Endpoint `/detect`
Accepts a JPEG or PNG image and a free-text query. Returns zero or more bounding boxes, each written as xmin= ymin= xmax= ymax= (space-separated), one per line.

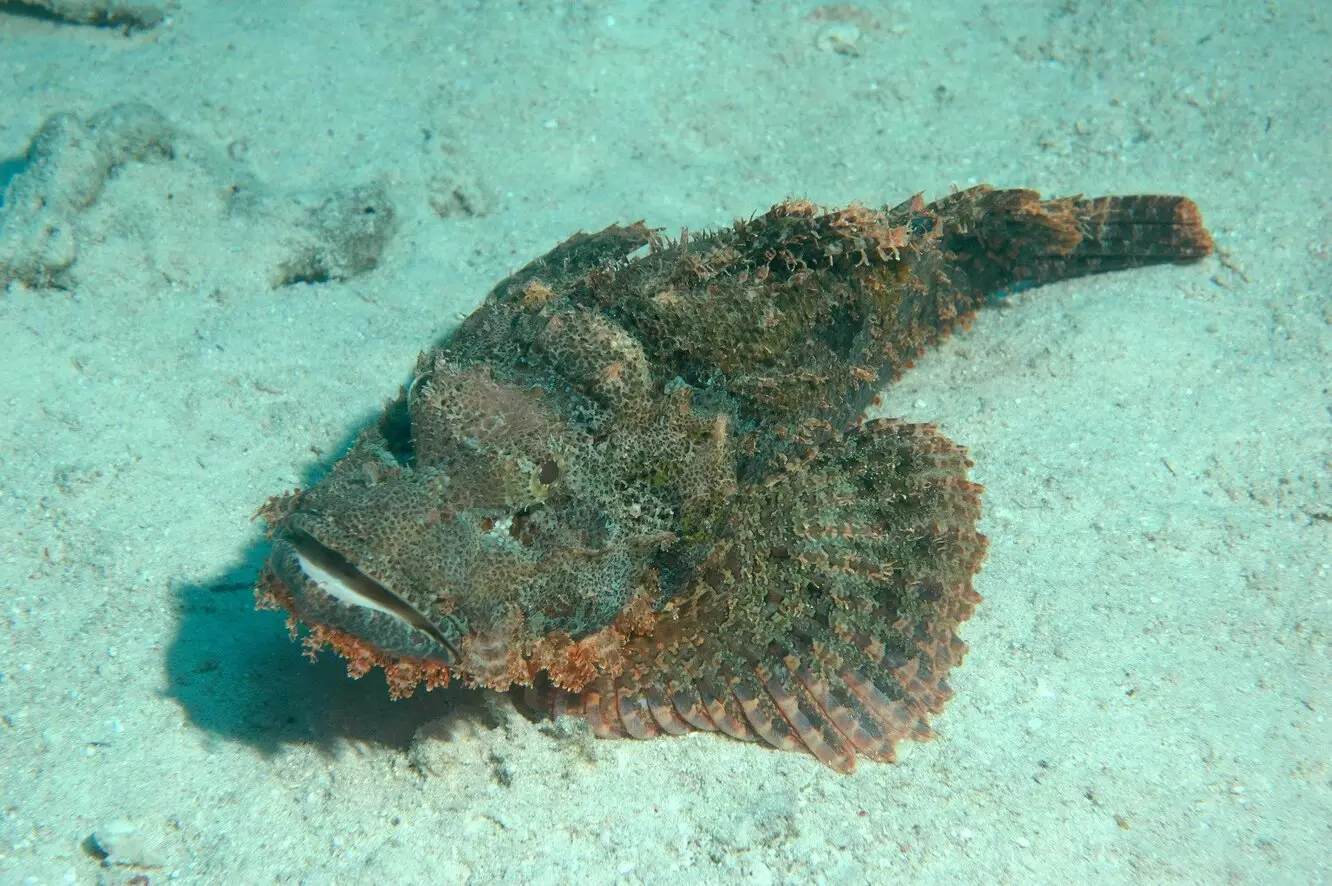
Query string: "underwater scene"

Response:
xmin=1 ymin=1 xmax=1328 ymax=883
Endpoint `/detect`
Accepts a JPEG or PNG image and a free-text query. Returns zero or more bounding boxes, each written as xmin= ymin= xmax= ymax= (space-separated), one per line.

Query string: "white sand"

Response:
xmin=1 ymin=1 xmax=1328 ymax=883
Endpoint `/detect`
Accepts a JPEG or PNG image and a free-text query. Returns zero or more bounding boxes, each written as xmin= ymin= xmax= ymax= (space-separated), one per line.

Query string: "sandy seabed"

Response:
xmin=1 ymin=1 xmax=1329 ymax=883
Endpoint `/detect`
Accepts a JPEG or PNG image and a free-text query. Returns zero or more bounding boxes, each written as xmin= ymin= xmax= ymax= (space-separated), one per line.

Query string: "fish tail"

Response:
xmin=936 ymin=187 xmax=1213 ymax=294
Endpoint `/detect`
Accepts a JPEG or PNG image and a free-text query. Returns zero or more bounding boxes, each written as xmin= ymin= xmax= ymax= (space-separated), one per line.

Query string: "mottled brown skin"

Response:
xmin=257 ymin=185 xmax=1213 ymax=771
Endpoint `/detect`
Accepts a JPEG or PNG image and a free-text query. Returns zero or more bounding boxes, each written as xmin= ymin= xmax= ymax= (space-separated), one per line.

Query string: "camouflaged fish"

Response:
xmin=256 ymin=185 xmax=1212 ymax=772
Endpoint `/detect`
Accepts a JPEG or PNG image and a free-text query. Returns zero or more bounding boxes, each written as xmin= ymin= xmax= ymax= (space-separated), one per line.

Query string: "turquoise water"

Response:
xmin=1 ymin=2 xmax=1328 ymax=883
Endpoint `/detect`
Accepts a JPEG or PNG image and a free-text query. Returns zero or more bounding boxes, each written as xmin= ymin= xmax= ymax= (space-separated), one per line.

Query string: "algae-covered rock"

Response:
xmin=0 ymin=102 xmax=397 ymax=292
xmin=0 ymin=103 xmax=175 ymax=288
xmin=8 ymin=0 xmax=168 ymax=30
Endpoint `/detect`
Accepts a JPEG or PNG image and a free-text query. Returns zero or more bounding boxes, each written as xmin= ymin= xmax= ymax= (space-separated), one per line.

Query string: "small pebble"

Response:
xmin=89 ymin=820 xmax=165 ymax=868
xmin=815 ymin=23 xmax=861 ymax=55
xmin=746 ymin=861 xmax=775 ymax=886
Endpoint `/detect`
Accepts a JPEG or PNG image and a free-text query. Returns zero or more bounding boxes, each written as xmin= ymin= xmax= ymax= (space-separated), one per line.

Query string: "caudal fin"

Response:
xmin=931 ymin=187 xmax=1213 ymax=295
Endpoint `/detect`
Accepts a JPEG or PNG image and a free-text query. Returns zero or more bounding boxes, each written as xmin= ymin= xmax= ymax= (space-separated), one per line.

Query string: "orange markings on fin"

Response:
xmin=615 ymin=685 xmax=659 ymax=739
xmin=671 ymin=686 xmax=719 ymax=732
xmin=839 ymin=666 xmax=924 ymax=742
xmin=702 ymin=684 xmax=759 ymax=742
xmin=646 ymin=686 xmax=694 ymax=736
xmin=730 ymin=675 xmax=805 ymax=754
xmin=790 ymin=658 xmax=896 ymax=762
xmin=580 ymin=681 xmax=615 ymax=738
xmin=759 ymin=665 xmax=856 ymax=773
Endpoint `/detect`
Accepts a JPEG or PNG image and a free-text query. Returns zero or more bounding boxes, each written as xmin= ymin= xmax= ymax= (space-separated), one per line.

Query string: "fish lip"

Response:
xmin=270 ymin=529 xmax=460 ymax=666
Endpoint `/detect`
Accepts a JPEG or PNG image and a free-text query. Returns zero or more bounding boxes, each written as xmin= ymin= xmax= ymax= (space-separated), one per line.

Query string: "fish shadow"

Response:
xmin=163 ymin=550 xmax=469 ymax=756
xmin=164 ymin=414 xmax=474 ymax=755
xmin=164 ymin=549 xmax=473 ymax=755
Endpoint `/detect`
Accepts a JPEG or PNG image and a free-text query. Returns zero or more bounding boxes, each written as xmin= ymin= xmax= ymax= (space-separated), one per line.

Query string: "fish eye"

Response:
xmin=537 ymin=458 xmax=560 ymax=485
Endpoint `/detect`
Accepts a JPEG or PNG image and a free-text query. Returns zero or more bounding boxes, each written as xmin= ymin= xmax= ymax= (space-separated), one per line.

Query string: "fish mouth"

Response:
xmin=271 ymin=529 xmax=460 ymax=666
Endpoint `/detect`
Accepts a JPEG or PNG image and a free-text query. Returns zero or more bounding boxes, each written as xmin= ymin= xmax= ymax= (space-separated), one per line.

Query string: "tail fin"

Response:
xmin=930 ymin=187 xmax=1214 ymax=295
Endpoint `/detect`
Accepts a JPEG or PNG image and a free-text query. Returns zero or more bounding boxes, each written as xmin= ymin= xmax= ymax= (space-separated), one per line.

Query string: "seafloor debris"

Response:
xmin=85 ymin=819 xmax=166 ymax=870
xmin=3 ymin=0 xmax=168 ymax=30
xmin=257 ymin=186 xmax=1212 ymax=771
xmin=0 ymin=104 xmax=175 ymax=289
xmin=0 ymin=103 xmax=396 ymax=291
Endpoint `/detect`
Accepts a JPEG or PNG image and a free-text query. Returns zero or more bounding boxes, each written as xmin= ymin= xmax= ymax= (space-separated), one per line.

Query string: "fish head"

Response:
xmin=262 ymin=358 xmax=735 ymax=692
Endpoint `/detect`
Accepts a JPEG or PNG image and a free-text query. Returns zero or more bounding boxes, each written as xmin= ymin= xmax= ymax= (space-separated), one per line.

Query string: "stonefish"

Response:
xmin=256 ymin=185 xmax=1212 ymax=771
